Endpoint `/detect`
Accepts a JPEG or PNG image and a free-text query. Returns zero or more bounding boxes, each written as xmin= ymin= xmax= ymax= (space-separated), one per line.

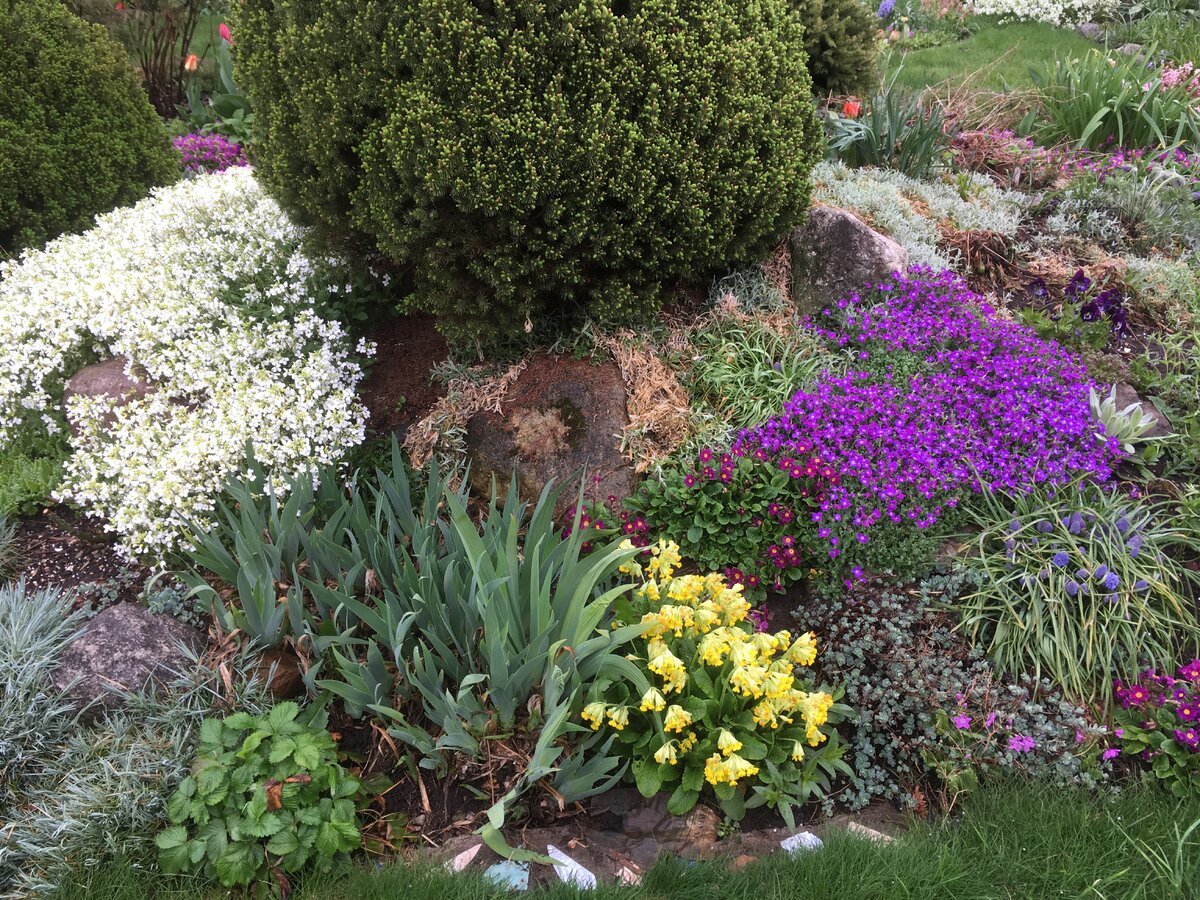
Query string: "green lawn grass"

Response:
xmin=887 ymin=19 xmax=1098 ymax=93
xmin=55 ymin=780 xmax=1200 ymax=900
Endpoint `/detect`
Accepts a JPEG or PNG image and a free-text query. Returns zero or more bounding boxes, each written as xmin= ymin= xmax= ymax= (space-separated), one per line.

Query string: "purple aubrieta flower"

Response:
xmin=1007 ymin=734 xmax=1037 ymax=753
xmin=952 ymin=713 xmax=971 ymax=730
xmin=1102 ymin=747 xmax=1121 ymax=761
xmin=173 ymin=132 xmax=248 ymax=174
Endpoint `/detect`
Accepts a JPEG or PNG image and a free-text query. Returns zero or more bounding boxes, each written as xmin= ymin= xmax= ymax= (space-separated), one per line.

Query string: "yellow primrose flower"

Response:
xmin=717 ymin=729 xmax=743 ymax=757
xmin=797 ymin=690 xmax=834 ymax=727
xmin=692 ymin=601 xmax=721 ymax=632
xmin=728 ymin=639 xmax=758 ymax=667
xmin=637 ymin=579 xmax=661 ymax=603
xmin=729 ymin=664 xmax=768 ymax=698
xmin=763 ymin=670 xmax=794 ymax=699
xmin=663 ymin=704 xmax=693 ymax=733
xmin=752 ymin=700 xmax=779 ymax=729
xmin=791 ymin=741 xmax=806 ymax=762
xmin=646 ymin=540 xmax=682 ymax=580
xmin=806 ymin=721 xmax=828 ymax=747
xmin=698 ymin=630 xmax=733 ymax=667
xmin=654 ymin=741 xmax=679 ymax=765
xmin=704 ymin=753 xmax=727 ymax=786
xmin=787 ymin=631 xmax=818 ymax=667
xmin=607 ymin=705 xmax=630 ymax=731
xmin=640 ymin=687 xmax=666 ymax=712
xmin=721 ymin=753 xmax=760 ymax=785
xmin=581 ymin=701 xmax=607 ymax=731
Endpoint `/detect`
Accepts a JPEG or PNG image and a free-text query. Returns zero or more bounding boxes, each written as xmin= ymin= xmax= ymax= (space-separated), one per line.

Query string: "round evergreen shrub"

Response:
xmin=0 ymin=0 xmax=178 ymax=255
xmin=236 ymin=0 xmax=823 ymax=342
xmin=792 ymin=0 xmax=880 ymax=95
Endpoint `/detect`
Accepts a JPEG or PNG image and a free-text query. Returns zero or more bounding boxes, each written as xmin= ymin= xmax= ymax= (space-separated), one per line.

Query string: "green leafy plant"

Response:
xmin=156 ymin=702 xmax=362 ymax=896
xmin=1090 ymin=384 xmax=1160 ymax=455
xmin=176 ymin=27 xmax=255 ymax=146
xmin=582 ymin=541 xmax=850 ymax=827
xmin=236 ymin=0 xmax=823 ymax=343
xmin=826 ymin=76 xmax=952 ymax=179
xmin=0 ymin=0 xmax=178 ymax=256
xmin=1031 ymin=50 xmax=1200 ymax=150
xmin=952 ymin=481 xmax=1200 ymax=707
xmin=1129 ymin=332 xmax=1200 ymax=477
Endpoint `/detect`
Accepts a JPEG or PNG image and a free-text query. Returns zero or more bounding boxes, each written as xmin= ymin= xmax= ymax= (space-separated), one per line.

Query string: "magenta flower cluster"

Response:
xmin=1115 ymin=660 xmax=1200 ymax=751
xmin=174 ymin=132 xmax=248 ymax=175
xmin=734 ymin=269 xmax=1122 ymax=560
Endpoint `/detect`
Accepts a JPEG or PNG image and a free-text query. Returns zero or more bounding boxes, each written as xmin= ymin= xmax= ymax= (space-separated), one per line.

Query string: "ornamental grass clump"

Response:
xmin=583 ymin=540 xmax=851 ymax=827
xmin=954 ymin=482 xmax=1200 ymax=708
xmin=735 ymin=268 xmax=1122 ymax=577
xmin=236 ymin=0 xmax=823 ymax=343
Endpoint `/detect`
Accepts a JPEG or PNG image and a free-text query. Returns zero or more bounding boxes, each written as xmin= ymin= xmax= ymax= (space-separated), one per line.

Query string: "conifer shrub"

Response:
xmin=0 ymin=0 xmax=178 ymax=255
xmin=792 ymin=0 xmax=880 ymax=95
xmin=236 ymin=0 xmax=823 ymax=342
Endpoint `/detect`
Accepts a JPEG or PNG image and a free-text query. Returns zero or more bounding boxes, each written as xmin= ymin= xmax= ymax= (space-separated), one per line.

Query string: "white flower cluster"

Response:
xmin=968 ymin=0 xmax=1115 ymax=25
xmin=813 ymin=161 xmax=1028 ymax=270
xmin=0 ymin=168 xmax=372 ymax=559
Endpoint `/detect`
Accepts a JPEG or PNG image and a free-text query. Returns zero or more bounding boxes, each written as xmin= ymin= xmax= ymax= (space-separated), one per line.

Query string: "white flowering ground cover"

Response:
xmin=0 ymin=169 xmax=372 ymax=559
xmin=968 ymin=0 xmax=1116 ymax=25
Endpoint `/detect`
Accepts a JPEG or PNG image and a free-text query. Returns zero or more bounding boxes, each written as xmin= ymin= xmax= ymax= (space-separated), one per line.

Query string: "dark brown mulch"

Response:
xmin=358 ymin=314 xmax=450 ymax=443
xmin=11 ymin=506 xmax=149 ymax=604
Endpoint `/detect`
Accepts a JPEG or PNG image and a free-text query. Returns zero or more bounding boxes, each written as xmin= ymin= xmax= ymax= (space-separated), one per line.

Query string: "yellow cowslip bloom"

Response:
xmin=752 ymin=700 xmax=779 ymax=729
xmin=704 ymin=753 xmax=727 ymax=786
xmin=617 ymin=540 xmax=643 ymax=578
xmin=581 ymin=701 xmax=607 ymax=731
xmin=636 ymin=578 xmax=661 ymax=604
xmin=749 ymin=631 xmax=780 ymax=658
xmin=679 ymin=730 xmax=698 ymax=753
xmin=607 ymin=705 xmax=630 ymax=731
xmin=728 ymin=639 xmax=758 ymax=667
xmin=787 ymin=631 xmax=818 ymax=667
xmin=729 ymin=664 xmax=767 ymax=698
xmin=667 ymin=575 xmax=706 ymax=605
xmin=640 ymin=687 xmax=666 ymax=712
xmin=797 ymin=690 xmax=834 ymax=728
xmin=722 ymin=753 xmax=760 ymax=785
xmin=791 ymin=741 xmax=806 ymax=762
xmin=654 ymin=741 xmax=679 ymax=765
xmin=698 ymin=630 xmax=732 ymax=667
xmin=693 ymin=600 xmax=721 ymax=633
xmin=663 ymin=704 xmax=693 ymax=733
xmin=806 ymin=721 xmax=828 ymax=747
xmin=763 ymin=670 xmax=794 ymax=699
xmin=648 ymin=642 xmax=688 ymax=694
xmin=717 ymin=729 xmax=742 ymax=757
xmin=646 ymin=540 xmax=682 ymax=581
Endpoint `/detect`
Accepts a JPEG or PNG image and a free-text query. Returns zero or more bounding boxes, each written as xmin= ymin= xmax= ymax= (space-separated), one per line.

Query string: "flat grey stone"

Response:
xmin=52 ymin=603 xmax=204 ymax=717
xmin=790 ymin=206 xmax=909 ymax=316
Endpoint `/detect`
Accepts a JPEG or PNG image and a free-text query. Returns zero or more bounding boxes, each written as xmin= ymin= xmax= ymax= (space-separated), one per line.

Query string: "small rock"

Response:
xmin=52 ymin=603 xmax=205 ymax=717
xmin=1076 ymin=22 xmax=1102 ymax=40
xmin=615 ymin=865 xmax=641 ymax=885
xmin=446 ymin=842 xmax=482 ymax=872
xmin=1113 ymin=383 xmax=1171 ymax=439
xmin=255 ymin=645 xmax=306 ymax=699
xmin=780 ymin=831 xmax=824 ymax=854
xmin=63 ymin=357 xmax=154 ymax=438
xmin=790 ymin=207 xmax=909 ymax=316
xmin=547 ymin=844 xmax=597 ymax=889
xmin=732 ymin=854 xmax=758 ymax=869
xmin=465 ymin=355 xmax=637 ymax=513
xmin=484 ymin=860 xmax=529 ymax=891
xmin=846 ymin=822 xmax=895 ymax=843
xmin=1118 ymin=42 xmax=1143 ymax=56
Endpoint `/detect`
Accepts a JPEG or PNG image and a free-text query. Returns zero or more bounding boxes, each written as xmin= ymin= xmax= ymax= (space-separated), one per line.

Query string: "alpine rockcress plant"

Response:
xmin=0 ymin=168 xmax=371 ymax=559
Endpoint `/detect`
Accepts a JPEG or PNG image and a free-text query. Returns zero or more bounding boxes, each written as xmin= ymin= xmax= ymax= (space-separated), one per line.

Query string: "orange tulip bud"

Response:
xmin=184 ymin=53 xmax=199 ymax=72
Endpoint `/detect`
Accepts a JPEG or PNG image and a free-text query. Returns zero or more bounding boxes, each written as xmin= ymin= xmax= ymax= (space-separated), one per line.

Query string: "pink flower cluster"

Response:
xmin=173 ymin=132 xmax=248 ymax=175
xmin=735 ymin=269 xmax=1122 ymax=560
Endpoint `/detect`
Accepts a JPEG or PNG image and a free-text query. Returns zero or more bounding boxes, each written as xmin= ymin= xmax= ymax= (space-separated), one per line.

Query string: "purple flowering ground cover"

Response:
xmin=173 ymin=132 xmax=248 ymax=175
xmin=735 ymin=268 xmax=1122 ymax=563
